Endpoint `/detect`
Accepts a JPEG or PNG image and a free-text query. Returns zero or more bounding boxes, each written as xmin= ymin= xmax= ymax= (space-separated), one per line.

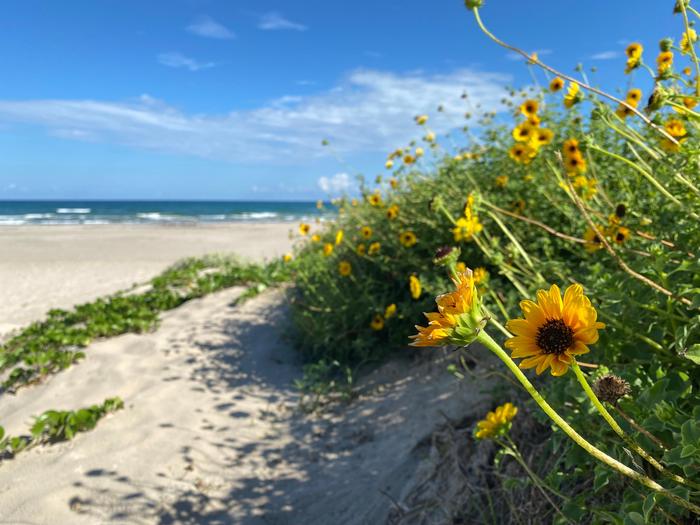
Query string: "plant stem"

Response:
xmin=476 ymin=330 xmax=700 ymax=516
xmin=571 ymin=360 xmax=700 ymax=491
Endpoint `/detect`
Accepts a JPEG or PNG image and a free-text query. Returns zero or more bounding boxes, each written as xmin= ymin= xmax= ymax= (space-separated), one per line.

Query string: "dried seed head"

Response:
xmin=593 ymin=374 xmax=631 ymax=404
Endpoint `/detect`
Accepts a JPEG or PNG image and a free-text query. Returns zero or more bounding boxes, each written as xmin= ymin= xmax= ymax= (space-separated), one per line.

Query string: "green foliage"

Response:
xmin=0 ymin=256 xmax=290 ymax=392
xmin=0 ymin=397 xmax=124 ymax=461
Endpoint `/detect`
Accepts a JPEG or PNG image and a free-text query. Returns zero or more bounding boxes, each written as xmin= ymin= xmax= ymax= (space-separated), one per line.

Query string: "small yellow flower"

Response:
xmin=681 ymin=29 xmax=697 ymax=54
xmin=425 ymin=131 xmax=436 ymax=142
xmin=495 ymin=175 xmax=509 ymax=188
xmin=615 ymin=104 xmax=634 ymax=119
xmin=661 ymin=119 xmax=687 ymax=152
xmin=564 ymin=82 xmax=581 ymax=108
xmin=370 ymin=314 xmax=385 ymax=331
xmin=368 ymin=192 xmax=382 ymax=206
xmin=520 ymin=99 xmax=539 ymax=117
xmin=415 ymin=146 xmax=425 ymax=158
xmin=626 ymin=88 xmax=642 ymax=106
xmin=403 ymin=154 xmax=415 ymax=165
xmin=613 ymin=226 xmax=630 ymax=244
xmin=473 ymin=267 xmax=489 ymax=284
xmin=565 ymin=153 xmax=587 ymax=175
xmin=549 ymin=77 xmax=564 ymax=92
xmin=368 ymin=242 xmax=381 ymax=255
xmin=682 ymin=96 xmax=698 ymax=110
xmin=531 ymin=128 xmax=554 ymax=148
xmin=512 ymin=121 xmax=537 ymax=142
xmin=656 ymin=51 xmax=673 ymax=75
xmin=455 ymin=261 xmax=467 ymax=273
xmin=625 ymin=42 xmax=643 ymax=74
xmin=683 ymin=66 xmax=692 ymax=76
xmin=505 ymin=284 xmax=605 ymax=376
xmin=409 ymin=274 xmax=422 ymax=300
xmin=390 ymin=177 xmax=399 ymax=189
xmin=386 ymin=205 xmax=399 ymax=220
xmin=573 ymin=176 xmax=597 ymax=200
xmin=562 ymin=138 xmax=580 ymax=157
xmin=338 ymin=260 xmax=352 ymax=276
xmin=583 ymin=226 xmax=604 ymax=253
xmin=298 ymin=223 xmax=311 ymax=236
xmin=452 ymin=215 xmax=483 ymax=242
xmin=509 ymin=143 xmax=537 ymax=164
xmin=400 ymin=231 xmax=418 ymax=248
xmin=282 ymin=253 xmax=293 ymax=263
xmin=384 ymin=303 xmax=397 ymax=319
xmin=385 ymin=159 xmax=394 ymax=169
xmin=323 ymin=243 xmax=334 ymax=256
xmin=526 ymin=114 xmax=541 ymax=128
xmin=415 ymin=114 xmax=428 ymax=125
xmin=475 ymin=403 xmax=518 ymax=440
xmin=360 ymin=226 xmax=373 ymax=239
xmin=311 ymin=234 xmax=321 ymax=242
xmin=356 ymin=243 xmax=367 ymax=255
xmin=335 ymin=230 xmax=344 ymax=245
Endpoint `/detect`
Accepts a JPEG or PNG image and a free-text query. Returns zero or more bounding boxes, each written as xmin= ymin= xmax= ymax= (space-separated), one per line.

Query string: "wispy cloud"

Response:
xmin=186 ymin=16 xmax=235 ymax=40
xmin=318 ymin=173 xmax=352 ymax=194
xmin=258 ymin=12 xmax=307 ymax=31
xmin=590 ymin=50 xmax=621 ymax=60
xmin=157 ymin=52 xmax=215 ymax=71
xmin=0 ymin=68 xmax=510 ymax=163
xmin=505 ymin=49 xmax=552 ymax=61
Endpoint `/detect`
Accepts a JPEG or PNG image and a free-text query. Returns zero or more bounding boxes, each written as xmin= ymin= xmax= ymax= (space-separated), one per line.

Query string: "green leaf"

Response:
xmin=624 ymin=512 xmax=645 ymax=525
xmin=683 ymin=344 xmax=700 ymax=365
xmin=642 ymin=494 xmax=656 ymax=522
xmin=680 ymin=445 xmax=697 ymax=458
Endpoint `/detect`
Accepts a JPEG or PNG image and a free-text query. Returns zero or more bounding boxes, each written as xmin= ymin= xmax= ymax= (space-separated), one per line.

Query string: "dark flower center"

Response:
xmin=536 ymin=319 xmax=574 ymax=355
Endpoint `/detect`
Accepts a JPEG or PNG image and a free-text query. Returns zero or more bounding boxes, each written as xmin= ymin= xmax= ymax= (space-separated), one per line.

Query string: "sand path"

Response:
xmin=0 ymin=287 xmax=488 ymax=524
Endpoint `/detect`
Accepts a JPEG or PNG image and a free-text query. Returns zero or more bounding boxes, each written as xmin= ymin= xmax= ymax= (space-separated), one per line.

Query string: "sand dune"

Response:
xmin=0 ymin=287 xmax=489 ymax=524
xmin=0 ymin=223 xmax=293 ymax=335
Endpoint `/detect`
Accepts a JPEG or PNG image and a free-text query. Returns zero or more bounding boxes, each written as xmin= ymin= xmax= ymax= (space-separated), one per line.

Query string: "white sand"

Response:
xmin=0 ymin=287 xmax=489 ymax=524
xmin=0 ymin=223 xmax=293 ymax=335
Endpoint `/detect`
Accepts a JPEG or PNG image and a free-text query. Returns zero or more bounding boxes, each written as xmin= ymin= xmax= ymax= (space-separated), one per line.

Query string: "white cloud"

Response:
xmin=505 ymin=49 xmax=552 ymax=61
xmin=590 ymin=50 xmax=621 ymax=60
xmin=318 ymin=173 xmax=351 ymax=194
xmin=186 ymin=16 xmax=235 ymax=40
xmin=0 ymin=68 xmax=510 ymax=164
xmin=258 ymin=12 xmax=307 ymax=31
xmin=157 ymin=52 xmax=215 ymax=71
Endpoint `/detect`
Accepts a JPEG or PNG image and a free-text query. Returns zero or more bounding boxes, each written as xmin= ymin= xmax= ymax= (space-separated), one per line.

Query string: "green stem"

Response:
xmin=476 ymin=330 xmax=700 ymax=516
xmin=571 ymin=360 xmax=700 ymax=491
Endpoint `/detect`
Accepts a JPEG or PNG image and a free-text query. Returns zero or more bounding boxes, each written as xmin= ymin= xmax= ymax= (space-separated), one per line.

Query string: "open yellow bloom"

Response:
xmin=626 ymin=88 xmax=642 ymax=105
xmin=565 ymin=153 xmax=587 ymax=175
xmin=338 ymin=261 xmax=352 ymax=276
xmin=656 ymin=51 xmax=673 ymax=74
xmin=360 ymin=226 xmax=373 ymax=239
xmin=311 ymin=234 xmax=321 ymax=242
xmin=583 ymin=226 xmax=604 ymax=253
xmin=549 ymin=77 xmax=564 ymax=92
xmin=282 ymin=253 xmax=293 ymax=263
xmin=520 ymin=99 xmax=539 ymax=117
xmin=681 ymin=29 xmax=697 ymax=54
xmin=400 ymin=231 xmax=417 ymax=248
xmin=661 ymin=119 xmax=688 ymax=152
xmin=415 ymin=114 xmax=429 ymax=125
xmin=573 ymin=176 xmax=597 ymax=200
xmin=564 ymin=82 xmax=581 ymax=108
xmin=370 ymin=314 xmax=385 ymax=331
xmin=505 ymin=284 xmax=605 ymax=376
xmin=368 ymin=192 xmax=382 ymax=206
xmin=613 ymin=226 xmax=630 ymax=244
xmin=368 ymin=242 xmax=381 ymax=255
xmin=509 ymin=143 xmax=537 ymax=164
xmin=473 ymin=267 xmax=489 ymax=284
xmin=322 ymin=243 xmax=334 ymax=256
xmin=403 ymin=154 xmax=415 ymax=165
xmin=298 ymin=223 xmax=311 ymax=236
xmin=335 ymin=230 xmax=344 ymax=245
xmin=512 ymin=121 xmax=537 ymax=142
xmin=415 ymin=147 xmax=425 ymax=157
xmin=625 ymin=42 xmax=643 ymax=74
xmin=385 ymin=160 xmax=394 ymax=170
xmin=452 ymin=214 xmax=483 ymax=242
xmin=530 ymin=128 xmax=554 ymax=148
xmin=356 ymin=243 xmax=367 ymax=255
xmin=475 ymin=403 xmax=518 ymax=440
xmin=410 ymin=270 xmax=481 ymax=347
xmin=409 ymin=274 xmax=422 ymax=300
xmin=562 ymin=138 xmax=580 ymax=157
xmin=386 ymin=205 xmax=399 ymax=220
xmin=384 ymin=303 xmax=397 ymax=319
xmin=495 ymin=175 xmax=508 ymax=188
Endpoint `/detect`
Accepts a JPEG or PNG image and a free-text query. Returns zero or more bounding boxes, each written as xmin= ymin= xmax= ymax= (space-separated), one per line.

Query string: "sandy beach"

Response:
xmin=0 ymin=223 xmax=293 ymax=335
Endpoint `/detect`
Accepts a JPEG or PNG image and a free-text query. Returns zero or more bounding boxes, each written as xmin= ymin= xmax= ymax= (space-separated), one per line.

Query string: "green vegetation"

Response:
xmin=0 ymin=256 xmax=290 ymax=392
xmin=0 ymin=397 xmax=124 ymax=460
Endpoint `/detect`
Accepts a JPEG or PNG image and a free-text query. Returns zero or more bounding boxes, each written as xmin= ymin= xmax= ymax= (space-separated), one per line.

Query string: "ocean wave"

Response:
xmin=56 ymin=208 xmax=91 ymax=214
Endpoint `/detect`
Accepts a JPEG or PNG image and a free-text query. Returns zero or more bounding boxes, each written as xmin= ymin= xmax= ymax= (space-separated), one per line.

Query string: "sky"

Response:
xmin=0 ymin=0 xmax=684 ymax=200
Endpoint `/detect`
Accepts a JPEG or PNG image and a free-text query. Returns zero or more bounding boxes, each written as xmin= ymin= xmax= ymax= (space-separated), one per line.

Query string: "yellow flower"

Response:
xmin=403 ymin=154 xmax=415 ymax=165
xmin=565 ymin=153 xmax=587 ymax=175
xmin=356 ymin=243 xmax=367 ymax=255
xmin=368 ymin=192 xmax=382 ymax=206
xmin=625 ymin=43 xmax=643 ymax=74
xmin=562 ymin=138 xmax=580 ymax=157
xmin=683 ymin=66 xmax=692 ymax=76
xmin=370 ymin=314 xmax=385 ymax=331
xmin=385 ymin=159 xmax=394 ymax=169
xmin=351 ymin=198 xmax=359 ymax=207
xmin=454 ymin=154 xmax=464 ymax=162
xmin=425 ymin=131 xmax=436 ymax=143
xmin=409 ymin=274 xmax=422 ymax=300
xmin=495 ymin=175 xmax=509 ymax=188
xmin=509 ymin=143 xmax=537 ymax=164
xmin=386 ymin=205 xmax=399 ymax=220
xmin=613 ymin=226 xmax=630 ymax=244
xmin=661 ymin=119 xmax=688 ymax=152
xmin=335 ymin=230 xmax=344 ymax=245
xmin=512 ymin=121 xmax=537 ymax=142
xmin=323 ymin=243 xmax=334 ymax=256
xmin=360 ymin=225 xmax=373 ymax=239
xmin=452 ymin=214 xmax=483 ymax=242
xmin=563 ymin=82 xmax=581 ymax=109
xmin=316 ymin=200 xmax=324 ymax=210
xmin=549 ymin=77 xmax=564 ymax=92
xmin=526 ymin=114 xmax=541 ymax=128
xmin=681 ymin=29 xmax=697 ymax=54
xmin=415 ymin=114 xmax=429 ymax=125
xmin=368 ymin=242 xmax=381 ymax=255
xmin=473 ymin=267 xmax=489 ymax=284
xmin=615 ymin=104 xmax=634 ymax=119
xmin=410 ymin=270 xmax=481 ymax=347
xmin=626 ymin=88 xmax=642 ymax=106
xmin=573 ymin=175 xmax=597 ymax=199
xmin=683 ymin=96 xmax=698 ymax=110
xmin=520 ymin=99 xmax=539 ymax=117
xmin=338 ymin=260 xmax=352 ymax=276
xmin=505 ymin=284 xmax=605 ymax=376
xmin=531 ymin=128 xmax=554 ymax=148
xmin=390 ymin=177 xmax=399 ymax=189
xmin=400 ymin=231 xmax=417 ymax=248
xmin=311 ymin=234 xmax=321 ymax=242
xmin=475 ymin=403 xmax=518 ymax=440
xmin=656 ymin=51 xmax=673 ymax=74
xmin=282 ymin=253 xmax=293 ymax=263
xmin=384 ymin=303 xmax=397 ymax=319
xmin=455 ymin=261 xmax=467 ymax=273
xmin=583 ymin=226 xmax=604 ymax=253
xmin=415 ymin=147 xmax=425 ymax=157
xmin=298 ymin=223 xmax=311 ymax=236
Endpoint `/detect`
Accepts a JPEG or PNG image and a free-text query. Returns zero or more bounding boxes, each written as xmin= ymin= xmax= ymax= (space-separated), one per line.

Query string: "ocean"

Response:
xmin=0 ymin=201 xmax=331 ymax=226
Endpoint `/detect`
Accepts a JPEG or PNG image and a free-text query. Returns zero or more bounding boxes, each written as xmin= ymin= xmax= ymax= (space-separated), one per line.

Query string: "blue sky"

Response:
xmin=0 ymin=1 xmax=683 ymax=200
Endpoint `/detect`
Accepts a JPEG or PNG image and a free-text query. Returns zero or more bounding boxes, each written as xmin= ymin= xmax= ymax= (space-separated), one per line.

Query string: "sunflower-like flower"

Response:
xmin=660 ymin=118 xmax=688 ymax=152
xmin=625 ymin=42 xmax=643 ymax=74
xmin=531 ymin=128 xmax=554 ymax=148
xmin=512 ymin=121 xmax=537 ymax=142
xmin=473 ymin=267 xmax=489 ymax=284
xmin=386 ymin=205 xmax=399 ymax=220
xmin=400 ymin=231 xmax=418 ymax=247
xmin=282 ymin=253 xmax=293 ymax=263
xmin=563 ymin=82 xmax=582 ymax=109
xmin=509 ymin=143 xmax=537 ymax=164
xmin=368 ymin=192 xmax=382 ymax=206
xmin=505 ymin=284 xmax=605 ymax=376
xmin=520 ymin=99 xmax=539 ymax=117
xmin=410 ymin=269 xmax=484 ymax=347
xmin=613 ymin=226 xmax=630 ymax=244
xmin=549 ymin=77 xmax=564 ymax=92
xmin=409 ymin=274 xmax=422 ymax=300
xmin=356 ymin=243 xmax=367 ymax=255
xmin=583 ymin=226 xmax=604 ymax=253
xmin=656 ymin=51 xmax=674 ymax=75
xmin=370 ymin=314 xmax=385 ymax=331
xmin=368 ymin=242 xmax=381 ymax=255
xmin=474 ymin=403 xmax=518 ymax=440
xmin=299 ymin=223 xmax=311 ymax=236
xmin=565 ymin=154 xmax=587 ymax=175
xmin=403 ymin=154 xmax=416 ymax=165
xmin=360 ymin=226 xmax=373 ymax=239
xmin=311 ymin=234 xmax=321 ymax=243
xmin=338 ymin=261 xmax=352 ymax=276
xmin=495 ymin=175 xmax=509 ymax=188
xmin=681 ymin=29 xmax=697 ymax=55
xmin=323 ymin=243 xmax=334 ymax=256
